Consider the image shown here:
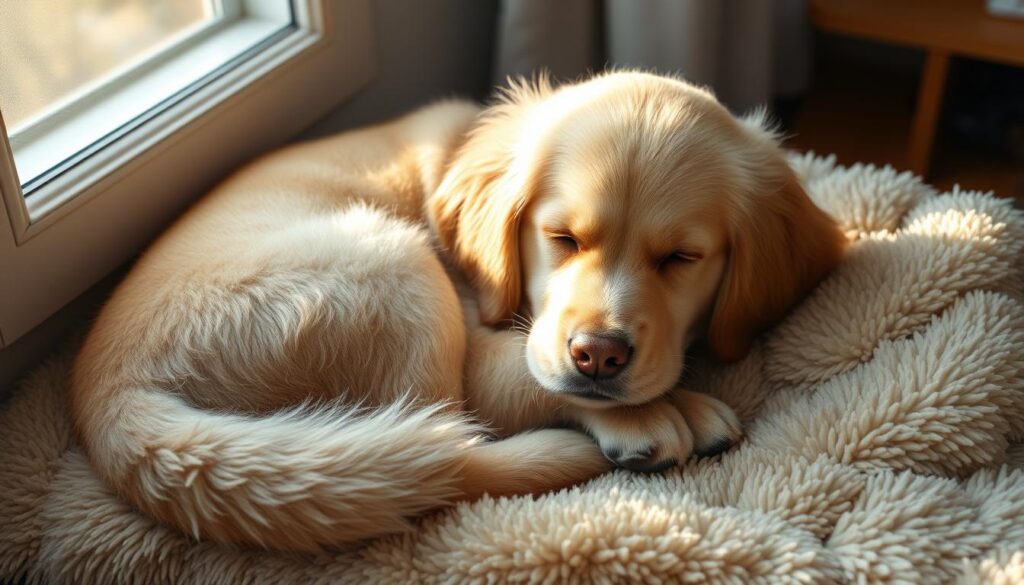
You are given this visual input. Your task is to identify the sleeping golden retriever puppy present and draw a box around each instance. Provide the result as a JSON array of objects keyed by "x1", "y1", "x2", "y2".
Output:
[{"x1": 70, "y1": 71, "x2": 846, "y2": 552}]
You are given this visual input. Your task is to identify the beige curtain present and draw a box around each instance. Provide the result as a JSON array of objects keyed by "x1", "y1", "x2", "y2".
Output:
[{"x1": 493, "y1": 0, "x2": 810, "y2": 114}]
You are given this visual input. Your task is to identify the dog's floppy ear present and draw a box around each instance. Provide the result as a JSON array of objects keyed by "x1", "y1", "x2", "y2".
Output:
[
  {"x1": 428, "y1": 78, "x2": 551, "y2": 326},
  {"x1": 708, "y1": 115, "x2": 847, "y2": 363}
]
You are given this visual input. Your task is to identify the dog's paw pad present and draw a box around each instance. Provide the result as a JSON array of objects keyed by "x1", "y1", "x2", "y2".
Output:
[
  {"x1": 694, "y1": 435, "x2": 735, "y2": 458},
  {"x1": 602, "y1": 445, "x2": 675, "y2": 473},
  {"x1": 618, "y1": 454, "x2": 676, "y2": 473}
]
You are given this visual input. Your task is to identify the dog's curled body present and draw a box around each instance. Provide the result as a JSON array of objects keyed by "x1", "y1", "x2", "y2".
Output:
[
  {"x1": 71, "y1": 72, "x2": 846, "y2": 552},
  {"x1": 70, "y1": 101, "x2": 611, "y2": 551}
]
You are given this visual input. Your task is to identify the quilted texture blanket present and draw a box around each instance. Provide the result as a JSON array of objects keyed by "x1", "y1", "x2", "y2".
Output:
[{"x1": 1, "y1": 153, "x2": 1022, "y2": 584}]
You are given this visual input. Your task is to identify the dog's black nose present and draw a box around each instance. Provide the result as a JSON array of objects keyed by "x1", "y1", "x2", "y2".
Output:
[{"x1": 569, "y1": 333, "x2": 631, "y2": 379}]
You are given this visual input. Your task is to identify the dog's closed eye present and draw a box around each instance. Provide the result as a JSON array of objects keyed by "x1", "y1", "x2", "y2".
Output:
[
  {"x1": 548, "y1": 233, "x2": 581, "y2": 254},
  {"x1": 656, "y1": 250, "x2": 703, "y2": 271}
]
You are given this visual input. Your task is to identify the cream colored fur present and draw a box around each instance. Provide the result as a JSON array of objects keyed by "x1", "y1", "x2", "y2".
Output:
[
  {"x1": 65, "y1": 100, "x2": 614, "y2": 552},
  {"x1": 66, "y1": 72, "x2": 843, "y2": 552},
  {"x1": 1, "y1": 154, "x2": 1022, "y2": 584}
]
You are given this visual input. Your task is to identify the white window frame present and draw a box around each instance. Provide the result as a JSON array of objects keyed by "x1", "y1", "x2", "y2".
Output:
[
  {"x1": 0, "y1": 0, "x2": 374, "y2": 347},
  {"x1": 8, "y1": 0, "x2": 288, "y2": 191},
  {"x1": 11, "y1": 0, "x2": 236, "y2": 146}
]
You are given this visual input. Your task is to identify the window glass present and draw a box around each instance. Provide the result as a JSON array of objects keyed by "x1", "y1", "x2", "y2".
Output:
[
  {"x1": 0, "y1": 0, "x2": 214, "y2": 132},
  {"x1": 0, "y1": 0, "x2": 293, "y2": 190}
]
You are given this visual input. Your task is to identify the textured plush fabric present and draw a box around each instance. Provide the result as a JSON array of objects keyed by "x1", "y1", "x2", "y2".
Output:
[{"x1": 1, "y1": 153, "x2": 1022, "y2": 584}]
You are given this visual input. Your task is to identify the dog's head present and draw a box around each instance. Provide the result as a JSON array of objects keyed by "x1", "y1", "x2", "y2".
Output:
[{"x1": 429, "y1": 72, "x2": 846, "y2": 407}]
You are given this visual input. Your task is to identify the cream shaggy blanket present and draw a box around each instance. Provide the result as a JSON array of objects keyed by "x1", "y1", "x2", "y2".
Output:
[{"x1": 1, "y1": 153, "x2": 1023, "y2": 585}]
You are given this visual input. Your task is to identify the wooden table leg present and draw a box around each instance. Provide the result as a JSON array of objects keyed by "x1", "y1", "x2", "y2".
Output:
[{"x1": 907, "y1": 49, "x2": 950, "y2": 178}]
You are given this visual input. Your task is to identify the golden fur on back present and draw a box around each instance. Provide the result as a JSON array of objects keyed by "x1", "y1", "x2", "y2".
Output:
[{"x1": 70, "y1": 72, "x2": 846, "y2": 552}]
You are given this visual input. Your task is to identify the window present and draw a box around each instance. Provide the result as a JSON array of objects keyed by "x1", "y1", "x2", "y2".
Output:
[
  {"x1": 3, "y1": 0, "x2": 294, "y2": 193},
  {"x1": 0, "y1": 0, "x2": 374, "y2": 347},
  {"x1": 3, "y1": 1, "x2": 214, "y2": 130}
]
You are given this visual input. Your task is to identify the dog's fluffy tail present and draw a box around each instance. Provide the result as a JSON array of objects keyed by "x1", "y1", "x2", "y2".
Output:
[{"x1": 81, "y1": 387, "x2": 608, "y2": 551}]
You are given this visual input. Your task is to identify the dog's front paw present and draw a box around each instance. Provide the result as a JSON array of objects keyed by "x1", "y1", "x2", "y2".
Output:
[
  {"x1": 578, "y1": 400, "x2": 694, "y2": 473},
  {"x1": 669, "y1": 390, "x2": 743, "y2": 457}
]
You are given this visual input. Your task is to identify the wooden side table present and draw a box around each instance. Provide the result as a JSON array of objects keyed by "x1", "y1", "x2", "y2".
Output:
[{"x1": 809, "y1": 0, "x2": 1024, "y2": 178}]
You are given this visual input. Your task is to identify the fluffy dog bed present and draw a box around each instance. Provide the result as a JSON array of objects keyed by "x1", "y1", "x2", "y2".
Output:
[{"x1": 1, "y1": 153, "x2": 1022, "y2": 584}]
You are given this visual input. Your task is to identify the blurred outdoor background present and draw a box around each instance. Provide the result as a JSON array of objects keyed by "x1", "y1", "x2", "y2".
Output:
[{"x1": 0, "y1": 0, "x2": 210, "y2": 130}]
